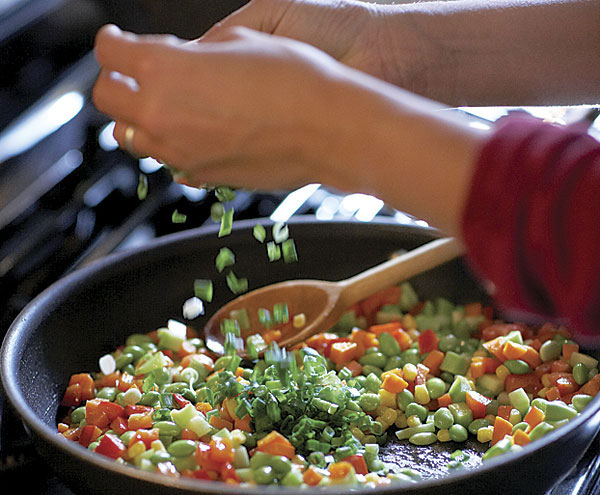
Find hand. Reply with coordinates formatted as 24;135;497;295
92;24;374;191
199;0;419;89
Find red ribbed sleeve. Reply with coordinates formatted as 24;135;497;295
461;114;600;346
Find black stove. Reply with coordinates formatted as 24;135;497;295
0;1;599;492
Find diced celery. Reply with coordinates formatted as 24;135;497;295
448;375;473;402
448;402;473;428
440;351;470;376
508;388;530;417
135;351;169;375
476;374;505;397
569;352;599;370
398;282;419;312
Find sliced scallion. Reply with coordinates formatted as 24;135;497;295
215;247;235;273
171;209;187;224
218;208;234;237
282;238;298;263
253;224;267;243
210;202;225;222
215;186;236;203
273;303;289;325
226;270;248;295
193;279;213;302
137;173;148;200
272;222;289;243
266;241;281;262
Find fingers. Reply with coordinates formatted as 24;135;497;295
94;24;184;79
92;69;141;124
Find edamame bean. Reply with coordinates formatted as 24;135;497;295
378;332;401;357
359;393;381;412
154;420;182;437
364;372;382;392
360;352;388;369
254;465;276;485
539;340;562;362
449;424;468;442
96;387;118;401
396;390;414;411
150;451;172;464
573;362;589;385
572;394;594;412
409;432;437;446
115;352;135;370
405;403;428;423
503;360;531;375
70;406;86;424
167;439;196;457
468;418;491;435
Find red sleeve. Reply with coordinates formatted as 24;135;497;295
461;114;600;346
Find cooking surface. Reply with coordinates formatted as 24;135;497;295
1;0;599;492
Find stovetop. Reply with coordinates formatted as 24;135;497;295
1;0;600;492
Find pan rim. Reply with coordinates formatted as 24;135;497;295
2;216;600;493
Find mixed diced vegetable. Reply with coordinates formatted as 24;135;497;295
58;282;599;487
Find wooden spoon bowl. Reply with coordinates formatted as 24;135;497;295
204;237;464;357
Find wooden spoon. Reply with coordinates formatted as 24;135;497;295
204;237;464;357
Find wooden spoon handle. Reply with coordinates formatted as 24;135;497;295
338;237;464;308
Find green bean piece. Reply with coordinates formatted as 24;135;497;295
449;424;468;442
409;432;438;446
167;439;197;457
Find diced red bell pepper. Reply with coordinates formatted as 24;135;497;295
95;433;126;459
418;329;439;354
359;285;401;318
504;373;542;394
465;390;492;419
78;424;102;447
173;393;192;409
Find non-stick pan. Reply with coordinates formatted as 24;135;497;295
2;217;600;495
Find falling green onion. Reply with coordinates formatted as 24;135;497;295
171;209;187;224
282;238;298;263
273;303;289;325
253;224;267;243
215;186;236;203
193;279;213;302
229;308;250;331
137;173;148;200
220;318;240;337
210;202;225;222
272;222;289;243
258;308;273;329
266;241;281;262
226;270;248;295
215;247;235;273
219;208;234;237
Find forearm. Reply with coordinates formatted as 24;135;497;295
380;0;600;106
314;69;487;236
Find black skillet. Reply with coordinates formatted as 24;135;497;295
2;217;600;495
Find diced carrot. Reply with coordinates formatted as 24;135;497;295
513;429;530;446
562;343;579;362
350;328;378;349
422;349;445;375
491;416;514;446
470;359;486;380
482;337;507;362
556;376;580;396
329;341;360;366
303;466;325;486
483;357;502;373
61;373;96;407
382;373;409;394
369;322;403;336
545;386;561;401
523;405;545;431
329;461;354;480
257;431;295;459
579;374;600;396
196;402;213;415
437;393;453;407
529;338;542;351
520;347;542;369
503;340;528;360
234;415;252;433
341;360;363;377
127;411;154;430
209;415;233;431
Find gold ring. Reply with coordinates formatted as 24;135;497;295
123;125;136;156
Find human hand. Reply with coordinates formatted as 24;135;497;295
198;0;418;89
91;24;377;191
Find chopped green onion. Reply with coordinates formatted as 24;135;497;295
219;208;234;237
137;173;148;200
229;308;250;331
215;247;235;273
282;238;298;263
273;303;289;325
267;241;281;262
253;224;267;243
171;209;187;224
210;202;225;222
226;270;248;295
272;222;289;243
215;186;236;202
220;318;240;337
193;279;213;302
258;308;272;329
